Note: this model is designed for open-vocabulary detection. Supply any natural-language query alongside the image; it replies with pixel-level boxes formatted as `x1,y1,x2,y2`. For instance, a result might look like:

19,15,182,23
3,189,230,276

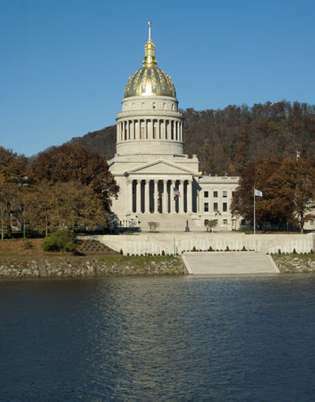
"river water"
0,275,315,401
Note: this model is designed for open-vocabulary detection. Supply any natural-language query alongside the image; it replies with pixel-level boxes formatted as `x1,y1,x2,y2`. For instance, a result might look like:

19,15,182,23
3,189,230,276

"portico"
130,178,193,214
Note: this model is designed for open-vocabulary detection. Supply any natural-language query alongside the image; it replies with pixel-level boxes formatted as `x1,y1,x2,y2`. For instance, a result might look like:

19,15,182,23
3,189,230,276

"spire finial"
144,20,156,66
148,20,152,42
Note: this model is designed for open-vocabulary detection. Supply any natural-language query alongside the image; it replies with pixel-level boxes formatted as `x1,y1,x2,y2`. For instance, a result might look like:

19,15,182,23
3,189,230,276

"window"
204,191,209,198
213,202,218,212
223,191,228,198
223,202,227,212
204,202,209,212
223,219,228,225
213,191,218,198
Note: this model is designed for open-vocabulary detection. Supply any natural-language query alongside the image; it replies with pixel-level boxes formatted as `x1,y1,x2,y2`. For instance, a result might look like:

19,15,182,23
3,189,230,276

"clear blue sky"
1,0,314,156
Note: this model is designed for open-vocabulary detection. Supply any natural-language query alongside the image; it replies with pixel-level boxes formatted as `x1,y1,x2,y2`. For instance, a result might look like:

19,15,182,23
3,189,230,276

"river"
0,275,315,401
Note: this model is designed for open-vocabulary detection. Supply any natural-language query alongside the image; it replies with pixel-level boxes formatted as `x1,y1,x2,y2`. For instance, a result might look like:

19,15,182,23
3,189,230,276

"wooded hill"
68,101,315,175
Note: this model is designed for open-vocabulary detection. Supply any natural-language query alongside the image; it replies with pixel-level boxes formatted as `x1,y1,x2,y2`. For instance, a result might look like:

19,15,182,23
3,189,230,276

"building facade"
109,23,240,231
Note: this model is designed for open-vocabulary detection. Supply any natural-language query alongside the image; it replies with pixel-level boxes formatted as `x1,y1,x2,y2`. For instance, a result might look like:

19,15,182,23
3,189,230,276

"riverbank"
0,255,187,279
1,240,315,279
272,253,315,273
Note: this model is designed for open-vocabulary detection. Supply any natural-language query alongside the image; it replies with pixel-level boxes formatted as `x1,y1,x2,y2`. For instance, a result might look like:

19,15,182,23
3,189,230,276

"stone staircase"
138,213,203,232
182,251,279,275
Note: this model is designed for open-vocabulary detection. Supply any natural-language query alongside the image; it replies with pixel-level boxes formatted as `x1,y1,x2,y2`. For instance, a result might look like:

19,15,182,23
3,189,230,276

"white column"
154,180,159,213
145,180,150,213
136,180,142,213
148,119,153,139
116,123,120,143
145,120,148,139
131,121,134,139
163,180,168,213
178,180,184,213
127,180,132,213
170,180,174,213
187,180,192,213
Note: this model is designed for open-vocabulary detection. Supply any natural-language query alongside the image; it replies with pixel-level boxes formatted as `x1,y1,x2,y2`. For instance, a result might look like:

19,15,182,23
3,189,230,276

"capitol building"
109,23,241,232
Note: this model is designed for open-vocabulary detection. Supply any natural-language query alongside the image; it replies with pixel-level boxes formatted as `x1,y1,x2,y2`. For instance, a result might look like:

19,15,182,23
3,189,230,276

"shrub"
242,246,247,251
148,222,160,232
225,246,230,252
43,230,76,252
192,246,197,252
23,240,33,250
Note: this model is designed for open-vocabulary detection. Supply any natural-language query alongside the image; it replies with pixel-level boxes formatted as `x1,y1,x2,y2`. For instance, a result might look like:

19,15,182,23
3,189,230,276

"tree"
232,156,315,231
29,143,118,213
0,147,28,239
18,182,106,235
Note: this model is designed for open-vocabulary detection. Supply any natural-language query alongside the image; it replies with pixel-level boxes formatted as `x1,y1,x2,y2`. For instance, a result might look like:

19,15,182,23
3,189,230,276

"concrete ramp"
182,252,279,275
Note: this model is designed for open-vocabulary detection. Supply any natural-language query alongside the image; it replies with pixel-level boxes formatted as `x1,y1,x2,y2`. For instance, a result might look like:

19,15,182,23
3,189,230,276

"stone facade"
109,24,240,232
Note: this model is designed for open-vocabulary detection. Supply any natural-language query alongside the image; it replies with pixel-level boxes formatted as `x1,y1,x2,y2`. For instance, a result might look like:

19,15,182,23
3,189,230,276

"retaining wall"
92,233,315,256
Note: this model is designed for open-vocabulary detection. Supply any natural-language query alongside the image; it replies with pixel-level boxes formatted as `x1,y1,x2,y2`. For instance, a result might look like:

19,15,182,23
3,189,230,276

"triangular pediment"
126,160,195,175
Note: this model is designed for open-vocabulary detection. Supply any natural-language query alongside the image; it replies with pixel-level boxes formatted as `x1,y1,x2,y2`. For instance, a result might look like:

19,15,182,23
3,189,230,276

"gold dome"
124,22,176,99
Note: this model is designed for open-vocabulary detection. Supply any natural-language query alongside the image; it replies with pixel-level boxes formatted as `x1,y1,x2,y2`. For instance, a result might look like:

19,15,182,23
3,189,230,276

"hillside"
67,101,315,175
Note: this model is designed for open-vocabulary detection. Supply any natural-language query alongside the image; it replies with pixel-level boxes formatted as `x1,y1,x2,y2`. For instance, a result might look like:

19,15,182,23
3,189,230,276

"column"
154,180,159,213
170,180,174,213
178,180,184,213
145,180,150,213
126,180,132,213
163,180,168,213
148,119,153,139
136,179,141,213
131,121,134,139
187,180,192,213
116,123,120,142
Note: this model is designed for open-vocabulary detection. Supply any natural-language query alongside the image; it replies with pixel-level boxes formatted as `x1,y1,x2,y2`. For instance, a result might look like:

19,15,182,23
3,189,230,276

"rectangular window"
213,202,218,212
213,191,218,198
223,202,227,212
223,219,228,225
204,191,209,198
223,191,228,198
204,202,209,212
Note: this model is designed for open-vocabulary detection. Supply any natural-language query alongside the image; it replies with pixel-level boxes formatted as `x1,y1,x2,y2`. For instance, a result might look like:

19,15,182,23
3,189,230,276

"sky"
1,0,314,156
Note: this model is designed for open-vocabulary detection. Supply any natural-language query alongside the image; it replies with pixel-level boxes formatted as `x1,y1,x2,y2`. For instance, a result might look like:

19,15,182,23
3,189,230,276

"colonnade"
131,179,193,214
117,118,183,142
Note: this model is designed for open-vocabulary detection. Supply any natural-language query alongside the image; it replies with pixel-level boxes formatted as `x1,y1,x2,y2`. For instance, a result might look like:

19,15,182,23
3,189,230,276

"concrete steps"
182,252,279,275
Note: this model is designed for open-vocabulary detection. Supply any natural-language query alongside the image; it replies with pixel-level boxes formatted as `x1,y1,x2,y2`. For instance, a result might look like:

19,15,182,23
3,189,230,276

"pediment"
126,160,194,175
